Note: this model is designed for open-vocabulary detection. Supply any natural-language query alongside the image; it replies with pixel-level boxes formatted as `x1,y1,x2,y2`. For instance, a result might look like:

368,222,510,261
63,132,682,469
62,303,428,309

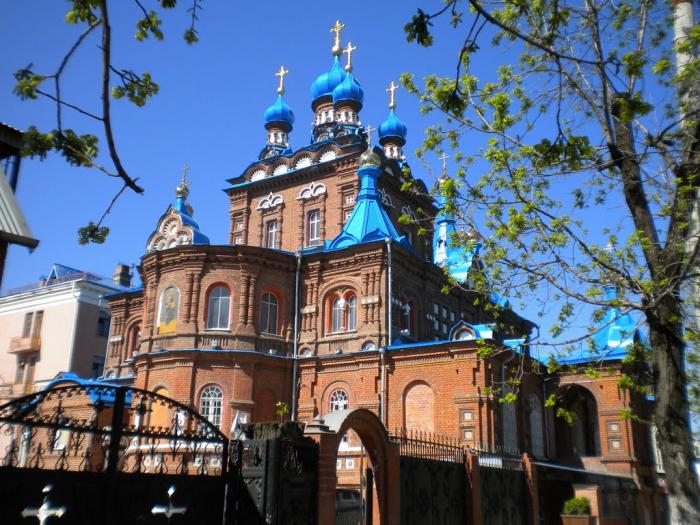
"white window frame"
200,386,223,428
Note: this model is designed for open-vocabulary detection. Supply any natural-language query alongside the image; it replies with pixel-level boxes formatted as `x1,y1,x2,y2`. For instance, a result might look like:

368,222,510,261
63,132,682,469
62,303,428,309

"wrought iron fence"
0,384,230,476
390,428,466,463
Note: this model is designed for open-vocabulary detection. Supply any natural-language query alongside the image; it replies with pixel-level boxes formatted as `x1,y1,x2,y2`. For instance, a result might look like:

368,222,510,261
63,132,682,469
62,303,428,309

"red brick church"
102,21,665,524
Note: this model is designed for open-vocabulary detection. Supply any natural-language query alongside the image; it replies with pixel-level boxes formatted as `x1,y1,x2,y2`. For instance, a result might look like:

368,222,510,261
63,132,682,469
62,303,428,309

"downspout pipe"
381,238,393,426
291,251,302,421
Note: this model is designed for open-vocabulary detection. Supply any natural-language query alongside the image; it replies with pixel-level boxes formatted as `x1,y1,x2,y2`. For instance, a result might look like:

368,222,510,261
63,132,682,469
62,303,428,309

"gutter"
381,238,393,425
291,251,302,421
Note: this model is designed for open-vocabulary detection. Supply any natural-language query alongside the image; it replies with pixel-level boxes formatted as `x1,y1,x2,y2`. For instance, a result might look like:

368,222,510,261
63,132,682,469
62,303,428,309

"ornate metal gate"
0,383,236,525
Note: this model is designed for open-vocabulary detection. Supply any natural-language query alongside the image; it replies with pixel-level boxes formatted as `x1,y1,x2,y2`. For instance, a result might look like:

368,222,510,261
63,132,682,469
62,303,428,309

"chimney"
112,264,132,288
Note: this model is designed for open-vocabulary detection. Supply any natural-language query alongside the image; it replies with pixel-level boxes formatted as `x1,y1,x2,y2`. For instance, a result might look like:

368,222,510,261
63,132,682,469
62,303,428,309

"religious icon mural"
158,286,179,334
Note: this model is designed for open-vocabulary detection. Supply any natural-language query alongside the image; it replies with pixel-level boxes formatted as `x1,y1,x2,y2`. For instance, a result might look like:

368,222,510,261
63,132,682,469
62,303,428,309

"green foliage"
112,71,159,107
78,222,110,245
14,0,203,244
275,401,289,422
13,67,45,100
563,497,591,516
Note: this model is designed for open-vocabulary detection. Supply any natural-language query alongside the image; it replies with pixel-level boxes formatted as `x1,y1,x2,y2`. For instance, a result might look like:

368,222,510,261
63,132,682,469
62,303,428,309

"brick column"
467,450,482,525
523,453,540,525
247,275,257,327
239,274,250,326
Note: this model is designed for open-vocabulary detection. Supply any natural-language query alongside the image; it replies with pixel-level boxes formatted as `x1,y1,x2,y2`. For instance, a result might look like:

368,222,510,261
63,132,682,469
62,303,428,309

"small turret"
332,42,363,127
310,20,349,143
378,81,407,160
260,66,295,159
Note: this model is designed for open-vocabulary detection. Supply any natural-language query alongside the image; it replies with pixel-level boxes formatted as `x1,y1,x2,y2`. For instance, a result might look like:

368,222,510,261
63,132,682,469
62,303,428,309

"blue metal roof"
264,94,295,130
326,159,409,250
378,109,407,145
332,72,363,108
311,56,347,104
559,284,643,365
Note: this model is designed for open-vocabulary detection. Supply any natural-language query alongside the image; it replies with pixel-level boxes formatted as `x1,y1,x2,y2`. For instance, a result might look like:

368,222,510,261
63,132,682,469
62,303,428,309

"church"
101,21,665,524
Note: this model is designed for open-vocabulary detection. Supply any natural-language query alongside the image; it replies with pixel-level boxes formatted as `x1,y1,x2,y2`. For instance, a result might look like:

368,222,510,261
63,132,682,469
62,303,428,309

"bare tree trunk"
647,295,700,524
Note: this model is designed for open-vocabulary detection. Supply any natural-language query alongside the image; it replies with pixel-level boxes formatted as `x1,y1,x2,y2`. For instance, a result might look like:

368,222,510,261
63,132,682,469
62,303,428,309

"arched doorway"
305,408,398,525
555,385,601,461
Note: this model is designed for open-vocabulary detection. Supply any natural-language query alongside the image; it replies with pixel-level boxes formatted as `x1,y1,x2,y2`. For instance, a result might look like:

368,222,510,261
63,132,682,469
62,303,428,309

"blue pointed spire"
433,175,477,282
327,149,409,250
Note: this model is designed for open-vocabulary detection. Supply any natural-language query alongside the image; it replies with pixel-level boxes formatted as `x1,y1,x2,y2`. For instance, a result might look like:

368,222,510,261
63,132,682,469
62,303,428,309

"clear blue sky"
1,1,623,355
1,1,468,287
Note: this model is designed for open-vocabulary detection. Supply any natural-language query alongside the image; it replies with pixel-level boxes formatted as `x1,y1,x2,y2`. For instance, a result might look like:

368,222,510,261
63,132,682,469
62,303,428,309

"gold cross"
343,42,357,72
365,124,376,147
275,65,288,94
439,153,449,176
387,81,399,109
181,164,190,183
330,19,345,55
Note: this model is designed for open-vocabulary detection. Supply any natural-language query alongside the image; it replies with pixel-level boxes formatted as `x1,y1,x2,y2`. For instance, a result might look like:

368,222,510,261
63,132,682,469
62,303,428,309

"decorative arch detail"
297,181,327,200
257,192,284,210
147,212,194,252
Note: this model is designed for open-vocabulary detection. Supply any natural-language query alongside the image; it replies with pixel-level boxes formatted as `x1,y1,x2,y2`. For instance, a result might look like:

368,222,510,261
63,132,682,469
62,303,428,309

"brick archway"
305,408,400,525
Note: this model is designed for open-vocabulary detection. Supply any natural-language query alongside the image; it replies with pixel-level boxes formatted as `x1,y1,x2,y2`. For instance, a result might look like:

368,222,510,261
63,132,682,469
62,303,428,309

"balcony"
9,335,41,354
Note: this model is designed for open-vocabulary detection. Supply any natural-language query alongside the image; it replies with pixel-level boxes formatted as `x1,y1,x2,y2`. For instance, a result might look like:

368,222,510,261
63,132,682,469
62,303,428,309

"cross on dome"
343,42,357,72
439,153,449,178
275,65,288,94
177,164,190,198
387,81,399,109
365,124,376,148
330,19,346,56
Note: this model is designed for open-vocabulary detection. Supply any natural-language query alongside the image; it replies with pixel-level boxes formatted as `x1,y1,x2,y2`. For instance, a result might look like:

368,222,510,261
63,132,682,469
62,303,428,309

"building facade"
0,263,129,402
101,24,665,523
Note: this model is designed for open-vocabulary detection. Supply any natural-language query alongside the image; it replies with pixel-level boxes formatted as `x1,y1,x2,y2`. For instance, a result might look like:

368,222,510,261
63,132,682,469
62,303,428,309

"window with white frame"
329,389,349,412
265,220,279,249
307,210,321,245
200,386,223,428
207,286,230,330
260,292,279,334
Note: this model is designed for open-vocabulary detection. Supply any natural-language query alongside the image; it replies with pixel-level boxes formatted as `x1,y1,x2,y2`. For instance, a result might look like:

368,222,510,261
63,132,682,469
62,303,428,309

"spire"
328,135,408,250
432,157,477,281
147,165,209,252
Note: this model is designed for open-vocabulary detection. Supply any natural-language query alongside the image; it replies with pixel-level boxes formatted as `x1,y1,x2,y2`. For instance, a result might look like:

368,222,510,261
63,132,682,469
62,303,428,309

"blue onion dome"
378,109,408,145
310,57,347,109
332,72,363,110
263,94,295,131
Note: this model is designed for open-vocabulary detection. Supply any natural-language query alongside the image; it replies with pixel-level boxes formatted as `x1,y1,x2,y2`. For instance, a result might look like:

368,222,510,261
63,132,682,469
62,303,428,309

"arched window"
126,324,141,358
260,292,279,334
307,210,321,246
199,386,223,428
361,341,376,351
529,394,545,457
265,220,279,249
328,292,358,334
347,296,357,331
329,389,349,412
331,297,344,333
157,286,179,334
206,286,231,330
